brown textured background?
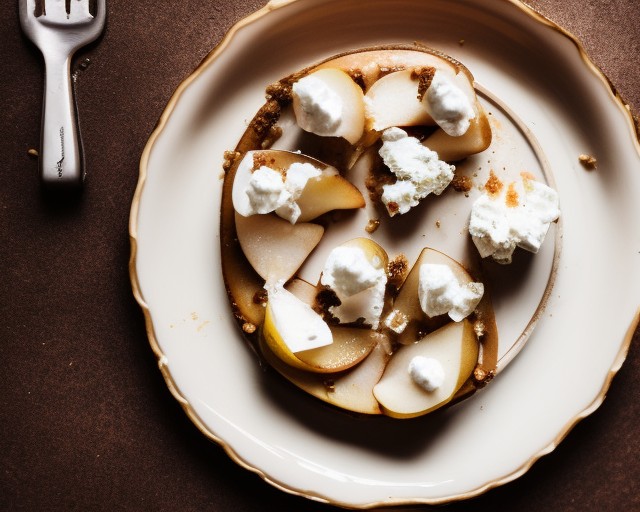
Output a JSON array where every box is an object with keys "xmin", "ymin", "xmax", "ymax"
[{"xmin": 1, "ymin": 0, "xmax": 638, "ymax": 510}]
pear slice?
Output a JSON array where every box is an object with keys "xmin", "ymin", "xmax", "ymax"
[
  {"xmin": 292, "ymin": 68, "xmax": 365, "ymax": 144},
  {"xmin": 296, "ymin": 172, "xmax": 364, "ymax": 222},
  {"xmin": 260, "ymin": 278, "xmax": 378, "ymax": 373},
  {"xmin": 262, "ymin": 283, "xmax": 333, "ymax": 370},
  {"xmin": 260, "ymin": 334, "xmax": 391, "ymax": 415},
  {"xmin": 232, "ymin": 150, "xmax": 364, "ymax": 222},
  {"xmin": 423, "ymin": 104, "xmax": 492, "ymax": 161},
  {"xmin": 373, "ymin": 320, "xmax": 479, "ymax": 418},
  {"xmin": 388, "ymin": 248, "xmax": 478, "ymax": 344},
  {"xmin": 235, "ymin": 211, "xmax": 323, "ymax": 285},
  {"xmin": 364, "ymin": 69, "xmax": 435, "ymax": 132}
]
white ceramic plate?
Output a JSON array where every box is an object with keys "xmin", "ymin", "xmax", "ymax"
[{"xmin": 130, "ymin": 0, "xmax": 640, "ymax": 507}]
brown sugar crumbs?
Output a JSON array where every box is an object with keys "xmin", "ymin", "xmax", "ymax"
[
  {"xmin": 222, "ymin": 151, "xmax": 240, "ymax": 173},
  {"xmin": 484, "ymin": 170, "xmax": 503, "ymax": 196},
  {"xmin": 412, "ymin": 66, "xmax": 436, "ymax": 102},
  {"xmin": 451, "ymin": 173, "xmax": 472, "ymax": 193},
  {"xmin": 387, "ymin": 254, "xmax": 409, "ymax": 285},
  {"xmin": 365, "ymin": 219, "xmax": 380, "ymax": 234},
  {"xmin": 578, "ymin": 154, "xmax": 597, "ymax": 170},
  {"xmin": 505, "ymin": 182, "xmax": 519, "ymax": 207},
  {"xmin": 386, "ymin": 202, "xmax": 400, "ymax": 215},
  {"xmin": 252, "ymin": 152, "xmax": 275, "ymax": 169},
  {"xmin": 252, "ymin": 151, "xmax": 286, "ymax": 177}
]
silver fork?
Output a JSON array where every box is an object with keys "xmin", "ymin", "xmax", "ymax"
[{"xmin": 19, "ymin": 0, "xmax": 106, "ymax": 191}]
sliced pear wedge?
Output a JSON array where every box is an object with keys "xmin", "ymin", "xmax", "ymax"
[
  {"xmin": 235, "ymin": 211, "xmax": 323, "ymax": 285},
  {"xmin": 296, "ymin": 172, "xmax": 364, "ymax": 222},
  {"xmin": 364, "ymin": 69, "xmax": 435, "ymax": 132},
  {"xmin": 292, "ymin": 68, "xmax": 365, "ymax": 144},
  {"xmin": 260, "ymin": 334, "xmax": 391, "ymax": 415},
  {"xmin": 232, "ymin": 150, "xmax": 364, "ymax": 222},
  {"xmin": 262, "ymin": 279, "xmax": 377, "ymax": 373},
  {"xmin": 423, "ymin": 104, "xmax": 492, "ymax": 161},
  {"xmin": 373, "ymin": 320, "xmax": 479, "ymax": 418},
  {"xmin": 262, "ymin": 283, "xmax": 332, "ymax": 368},
  {"xmin": 389, "ymin": 248, "xmax": 478, "ymax": 344}
]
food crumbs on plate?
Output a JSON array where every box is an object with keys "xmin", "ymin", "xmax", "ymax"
[
  {"xmin": 435, "ymin": 220, "xmax": 441, "ymax": 228},
  {"xmin": 365, "ymin": 219, "xmax": 380, "ymax": 233},
  {"xmin": 451, "ymin": 173, "xmax": 472, "ymax": 193},
  {"xmin": 191, "ymin": 312, "xmax": 199, "ymax": 321},
  {"xmin": 242, "ymin": 322, "xmax": 256, "ymax": 334},
  {"xmin": 484, "ymin": 170, "xmax": 503, "ymax": 196},
  {"xmin": 27, "ymin": 148, "xmax": 38, "ymax": 158},
  {"xmin": 222, "ymin": 150, "xmax": 240, "ymax": 173},
  {"xmin": 578, "ymin": 154, "xmax": 597, "ymax": 169}
]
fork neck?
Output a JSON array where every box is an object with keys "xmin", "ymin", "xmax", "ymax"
[{"xmin": 40, "ymin": 52, "xmax": 84, "ymax": 190}]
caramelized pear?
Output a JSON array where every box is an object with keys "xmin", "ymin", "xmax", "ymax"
[
  {"xmin": 373, "ymin": 320, "xmax": 479, "ymax": 418},
  {"xmin": 235, "ymin": 212, "xmax": 323, "ymax": 285}
]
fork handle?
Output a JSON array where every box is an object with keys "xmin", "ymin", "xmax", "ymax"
[{"xmin": 40, "ymin": 52, "xmax": 84, "ymax": 190}]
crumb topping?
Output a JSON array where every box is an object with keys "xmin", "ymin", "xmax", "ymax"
[
  {"xmin": 252, "ymin": 152, "xmax": 276, "ymax": 170},
  {"xmin": 578, "ymin": 154, "xmax": 597, "ymax": 170},
  {"xmin": 411, "ymin": 66, "xmax": 436, "ymax": 102},
  {"xmin": 505, "ymin": 182, "xmax": 519, "ymax": 207},
  {"xmin": 251, "ymin": 100, "xmax": 282, "ymax": 139},
  {"xmin": 265, "ymin": 81, "xmax": 292, "ymax": 103},
  {"xmin": 451, "ymin": 173, "xmax": 472, "ymax": 192},
  {"xmin": 365, "ymin": 219, "xmax": 380, "ymax": 234},
  {"xmin": 386, "ymin": 201, "xmax": 400, "ymax": 215},
  {"xmin": 387, "ymin": 254, "xmax": 409, "ymax": 285},
  {"xmin": 222, "ymin": 150, "xmax": 240, "ymax": 173},
  {"xmin": 484, "ymin": 170, "xmax": 503, "ymax": 196}
]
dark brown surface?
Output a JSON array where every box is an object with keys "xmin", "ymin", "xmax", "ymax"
[{"xmin": 1, "ymin": 0, "xmax": 638, "ymax": 510}]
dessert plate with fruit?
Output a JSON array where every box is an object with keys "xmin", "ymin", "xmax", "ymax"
[{"xmin": 130, "ymin": 0, "xmax": 640, "ymax": 507}]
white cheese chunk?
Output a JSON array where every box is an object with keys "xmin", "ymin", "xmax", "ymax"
[
  {"xmin": 320, "ymin": 246, "xmax": 387, "ymax": 329},
  {"xmin": 292, "ymin": 74, "xmax": 343, "ymax": 137},
  {"xmin": 244, "ymin": 162, "xmax": 321, "ymax": 224},
  {"xmin": 418, "ymin": 264, "xmax": 484, "ymax": 322},
  {"xmin": 409, "ymin": 356, "xmax": 445, "ymax": 392},
  {"xmin": 379, "ymin": 127, "xmax": 454, "ymax": 216},
  {"xmin": 423, "ymin": 71, "xmax": 475, "ymax": 137},
  {"xmin": 469, "ymin": 175, "xmax": 560, "ymax": 264}
]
